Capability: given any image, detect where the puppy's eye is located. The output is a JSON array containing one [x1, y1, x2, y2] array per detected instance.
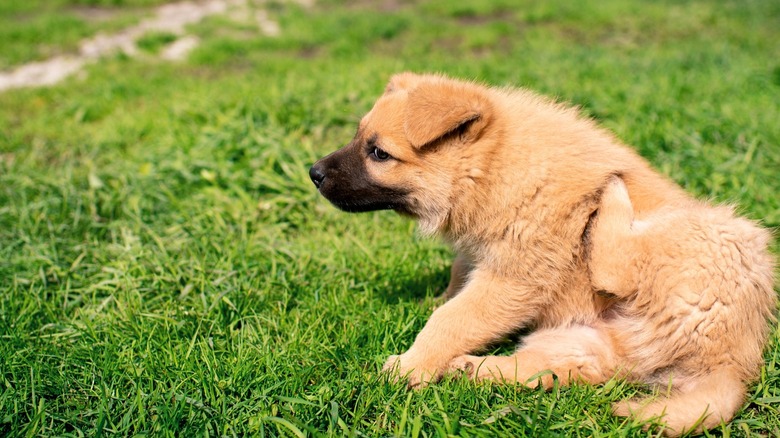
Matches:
[[370, 146, 391, 161]]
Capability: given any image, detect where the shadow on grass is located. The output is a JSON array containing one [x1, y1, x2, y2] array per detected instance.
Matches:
[[376, 263, 534, 356], [377, 266, 451, 305]]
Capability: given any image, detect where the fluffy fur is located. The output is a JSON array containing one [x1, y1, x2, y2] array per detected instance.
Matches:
[[588, 176, 776, 434], [309, 73, 777, 435]]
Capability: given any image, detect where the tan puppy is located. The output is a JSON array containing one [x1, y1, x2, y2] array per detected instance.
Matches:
[[308, 73, 777, 435], [585, 176, 775, 434]]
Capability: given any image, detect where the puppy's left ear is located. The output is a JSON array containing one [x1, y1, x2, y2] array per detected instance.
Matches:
[[385, 72, 425, 94], [404, 80, 493, 149]]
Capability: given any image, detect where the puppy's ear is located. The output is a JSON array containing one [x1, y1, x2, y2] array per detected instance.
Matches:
[[404, 80, 492, 149], [385, 72, 427, 94]]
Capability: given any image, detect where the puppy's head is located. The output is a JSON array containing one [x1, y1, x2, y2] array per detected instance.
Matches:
[[310, 73, 493, 232]]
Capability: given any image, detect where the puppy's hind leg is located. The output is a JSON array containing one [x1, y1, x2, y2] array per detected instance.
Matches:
[[599, 176, 635, 228], [589, 176, 640, 296], [448, 325, 618, 389]]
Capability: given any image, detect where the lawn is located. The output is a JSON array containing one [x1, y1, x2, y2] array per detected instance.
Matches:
[[1, 0, 779, 436]]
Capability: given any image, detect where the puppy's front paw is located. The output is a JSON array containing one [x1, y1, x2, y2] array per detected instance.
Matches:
[[382, 353, 441, 389], [382, 355, 402, 375]]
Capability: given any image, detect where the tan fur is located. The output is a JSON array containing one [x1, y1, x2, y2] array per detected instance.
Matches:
[[586, 176, 776, 434], [325, 73, 776, 435]]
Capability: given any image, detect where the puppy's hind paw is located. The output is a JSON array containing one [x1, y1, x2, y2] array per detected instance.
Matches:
[[612, 399, 642, 418], [447, 355, 479, 378]]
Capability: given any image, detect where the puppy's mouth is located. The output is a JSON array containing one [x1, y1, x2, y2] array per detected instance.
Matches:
[[329, 198, 410, 214], [316, 182, 412, 214]]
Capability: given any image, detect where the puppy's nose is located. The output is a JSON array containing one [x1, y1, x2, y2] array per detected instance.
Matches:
[[309, 164, 326, 189]]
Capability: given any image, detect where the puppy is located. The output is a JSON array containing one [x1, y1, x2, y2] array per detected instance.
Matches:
[[309, 73, 776, 435]]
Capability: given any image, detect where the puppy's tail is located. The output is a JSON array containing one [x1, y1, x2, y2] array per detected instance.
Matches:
[[614, 369, 746, 436]]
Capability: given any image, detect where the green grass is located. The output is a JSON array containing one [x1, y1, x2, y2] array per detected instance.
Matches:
[[136, 31, 179, 54], [1, 0, 779, 436]]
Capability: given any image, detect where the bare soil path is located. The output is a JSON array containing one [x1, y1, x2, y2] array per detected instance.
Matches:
[[0, 0, 287, 92]]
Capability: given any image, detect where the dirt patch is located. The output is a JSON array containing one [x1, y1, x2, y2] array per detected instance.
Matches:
[[256, 9, 281, 36], [341, 0, 404, 12], [159, 35, 199, 60], [79, 0, 238, 59], [0, 0, 298, 92], [0, 57, 87, 90], [68, 6, 123, 22]]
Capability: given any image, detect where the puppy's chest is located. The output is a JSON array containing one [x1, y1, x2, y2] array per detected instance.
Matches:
[[461, 224, 587, 288]]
